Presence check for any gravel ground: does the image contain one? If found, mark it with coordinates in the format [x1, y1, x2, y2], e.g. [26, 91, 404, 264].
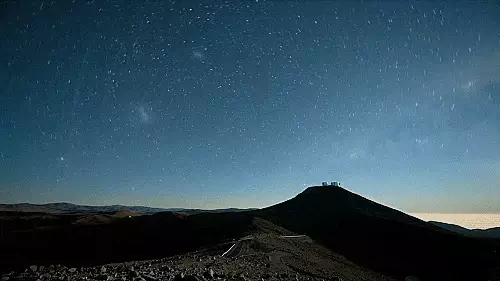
[1, 232, 396, 281]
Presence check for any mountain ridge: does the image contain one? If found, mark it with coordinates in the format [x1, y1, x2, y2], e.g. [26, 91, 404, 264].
[0, 202, 256, 214]
[430, 220, 500, 239]
[1, 185, 499, 281]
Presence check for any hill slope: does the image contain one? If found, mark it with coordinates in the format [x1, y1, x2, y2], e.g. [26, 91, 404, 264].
[253, 185, 500, 281]
[2, 186, 500, 281]
[0, 211, 256, 273]
[2, 217, 396, 281]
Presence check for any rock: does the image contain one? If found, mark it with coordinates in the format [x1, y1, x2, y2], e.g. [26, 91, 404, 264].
[95, 274, 108, 280]
[30, 265, 38, 272]
[203, 269, 214, 279]
[159, 266, 172, 272]
[39, 273, 51, 279]
[2, 277, 10, 281]
[128, 269, 139, 278]
[68, 268, 77, 273]
[330, 277, 342, 281]
[173, 273, 185, 281]
[235, 273, 246, 281]
[101, 266, 107, 273]
[404, 277, 419, 281]
[17, 273, 29, 279]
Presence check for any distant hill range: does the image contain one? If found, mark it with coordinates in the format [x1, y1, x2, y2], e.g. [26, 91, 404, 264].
[429, 220, 500, 239]
[0, 202, 256, 214]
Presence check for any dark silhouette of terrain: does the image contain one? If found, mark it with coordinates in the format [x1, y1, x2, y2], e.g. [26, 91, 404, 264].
[2, 218, 396, 281]
[1, 185, 499, 281]
[0, 202, 255, 214]
[254, 186, 500, 281]
[0, 202, 170, 213]
[430, 220, 500, 239]
[0, 211, 255, 273]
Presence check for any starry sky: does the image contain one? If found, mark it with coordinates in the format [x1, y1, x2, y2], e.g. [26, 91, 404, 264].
[1, 1, 499, 212]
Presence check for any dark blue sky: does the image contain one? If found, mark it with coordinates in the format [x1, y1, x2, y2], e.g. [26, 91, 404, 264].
[1, 1, 499, 212]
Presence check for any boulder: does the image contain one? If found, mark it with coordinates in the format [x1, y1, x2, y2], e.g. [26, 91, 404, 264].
[30, 265, 38, 272]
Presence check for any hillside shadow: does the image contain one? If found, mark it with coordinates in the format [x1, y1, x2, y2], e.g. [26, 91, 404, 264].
[253, 186, 500, 281]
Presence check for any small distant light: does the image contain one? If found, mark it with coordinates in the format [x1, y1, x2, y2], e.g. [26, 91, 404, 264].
[60, 157, 64, 161]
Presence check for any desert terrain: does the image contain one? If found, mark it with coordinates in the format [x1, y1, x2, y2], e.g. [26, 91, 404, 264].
[1, 186, 500, 281]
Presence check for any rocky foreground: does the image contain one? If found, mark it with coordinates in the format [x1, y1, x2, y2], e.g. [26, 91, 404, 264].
[0, 233, 396, 281]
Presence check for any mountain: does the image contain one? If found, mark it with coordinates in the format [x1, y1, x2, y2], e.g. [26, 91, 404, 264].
[0, 203, 256, 214]
[253, 185, 500, 281]
[0, 203, 170, 214]
[1, 185, 500, 281]
[478, 227, 500, 239]
[430, 221, 500, 239]
[428, 221, 475, 235]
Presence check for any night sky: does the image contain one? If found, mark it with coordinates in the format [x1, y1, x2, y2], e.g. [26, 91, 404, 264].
[1, 1, 499, 212]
